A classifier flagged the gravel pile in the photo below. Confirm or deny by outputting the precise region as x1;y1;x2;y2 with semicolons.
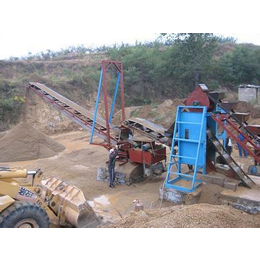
103;203;260;228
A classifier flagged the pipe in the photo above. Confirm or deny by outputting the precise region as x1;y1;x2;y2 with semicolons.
90;68;103;143
0;169;28;179
142;143;152;151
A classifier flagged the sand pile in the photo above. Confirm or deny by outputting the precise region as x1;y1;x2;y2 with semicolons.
237;101;260;118
0;132;5;139
103;203;260;228
0;123;65;162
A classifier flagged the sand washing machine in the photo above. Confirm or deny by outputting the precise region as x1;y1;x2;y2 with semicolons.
161;84;260;203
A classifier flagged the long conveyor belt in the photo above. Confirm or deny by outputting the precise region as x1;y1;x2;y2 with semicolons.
124;118;170;145
27;82;118;144
207;93;260;163
208;93;260;143
207;129;256;188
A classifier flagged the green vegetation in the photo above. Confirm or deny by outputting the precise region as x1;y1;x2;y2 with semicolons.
0;80;25;131
1;33;260;130
216;44;260;87
106;34;260;99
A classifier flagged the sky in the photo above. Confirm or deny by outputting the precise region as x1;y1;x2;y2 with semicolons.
1;31;260;60
1;0;260;60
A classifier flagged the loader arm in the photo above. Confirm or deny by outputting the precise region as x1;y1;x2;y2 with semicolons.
0;168;100;227
0;171;58;225
0;195;15;212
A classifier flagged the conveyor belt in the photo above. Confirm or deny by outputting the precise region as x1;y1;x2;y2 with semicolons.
124;118;170;145
211;113;260;163
208;93;260;143
27;82;119;144
207;91;260;163
207;129;256;188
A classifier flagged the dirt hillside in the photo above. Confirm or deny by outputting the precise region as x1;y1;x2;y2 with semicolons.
0;132;5;139
24;90;80;134
0;122;65;162
113;99;185;128
104;203;260;228
237;101;260;118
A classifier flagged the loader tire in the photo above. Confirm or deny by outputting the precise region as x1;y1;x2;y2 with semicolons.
0;201;50;228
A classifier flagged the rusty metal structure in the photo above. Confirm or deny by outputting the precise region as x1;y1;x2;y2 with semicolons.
124;84;260;190
90;60;126;148
27;61;167;181
165;84;259;191
27;61;260;191
28;82;119;144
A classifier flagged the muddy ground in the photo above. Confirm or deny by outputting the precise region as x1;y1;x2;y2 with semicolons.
2;129;259;227
2;130;170;223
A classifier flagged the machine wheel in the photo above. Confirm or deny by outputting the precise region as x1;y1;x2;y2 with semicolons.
0;201;50;228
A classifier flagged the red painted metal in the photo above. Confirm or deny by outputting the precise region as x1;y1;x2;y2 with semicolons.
128;146;166;165
206;156;217;173
27;84;118;144
211;113;260;163
100;60;126;147
247;125;260;136
185;86;210;111
102;61;111;146
120;63;125;122
28;66;167;168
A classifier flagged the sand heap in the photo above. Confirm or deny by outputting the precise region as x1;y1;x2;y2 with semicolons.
0;123;65;162
103;203;260;228
0;132;5;140
237;101;260;118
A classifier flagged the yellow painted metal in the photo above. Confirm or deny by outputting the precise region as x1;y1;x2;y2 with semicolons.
0;178;57;224
0;195;15;212
0;168;100;227
41;177;100;227
0;169;27;179
0;180;20;198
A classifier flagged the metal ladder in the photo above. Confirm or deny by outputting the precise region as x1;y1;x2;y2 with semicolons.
164;106;207;193
206;129;255;188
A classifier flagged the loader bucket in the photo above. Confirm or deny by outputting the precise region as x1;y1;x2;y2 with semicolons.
40;177;101;228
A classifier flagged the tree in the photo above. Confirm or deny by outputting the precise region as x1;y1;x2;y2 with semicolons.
161;33;218;90
216;35;237;43
216;45;260;87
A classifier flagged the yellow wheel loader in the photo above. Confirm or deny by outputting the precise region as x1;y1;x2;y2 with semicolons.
0;167;100;228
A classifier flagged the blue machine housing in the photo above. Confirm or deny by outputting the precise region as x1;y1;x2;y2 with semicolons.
165;106;207;193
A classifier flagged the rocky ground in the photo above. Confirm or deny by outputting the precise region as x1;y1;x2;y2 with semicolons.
1;89;260;228
1;129;259;228
103;203;260;228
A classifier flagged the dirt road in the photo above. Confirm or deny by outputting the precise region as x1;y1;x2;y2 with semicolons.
3;130;169;222
2;129;259;226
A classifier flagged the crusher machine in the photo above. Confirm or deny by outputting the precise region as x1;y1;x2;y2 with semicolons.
124;84;260;202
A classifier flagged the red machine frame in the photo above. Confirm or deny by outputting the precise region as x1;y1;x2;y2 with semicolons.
101;60;125;147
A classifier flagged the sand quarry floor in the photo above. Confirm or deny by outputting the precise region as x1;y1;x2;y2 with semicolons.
2;130;260;227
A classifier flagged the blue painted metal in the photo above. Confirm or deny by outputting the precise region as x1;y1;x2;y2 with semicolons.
109;73;121;124
165;106;207;193
248;165;258;175
90;68;103;143
215;103;227;147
